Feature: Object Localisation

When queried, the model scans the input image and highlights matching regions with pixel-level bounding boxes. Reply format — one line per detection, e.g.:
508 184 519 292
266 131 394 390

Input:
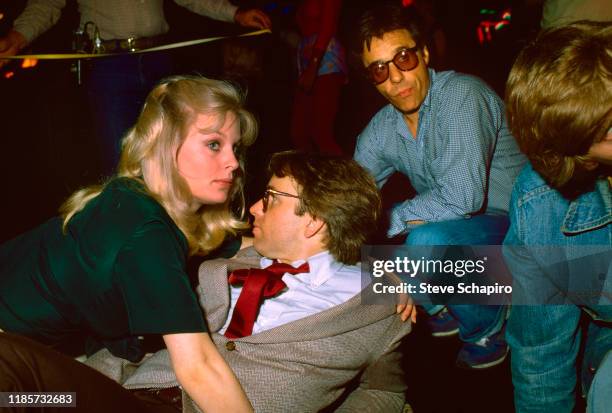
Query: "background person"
0 0 271 175
353 3 526 369
0 75 258 412
503 21 611 413
289 0 346 155
540 0 612 28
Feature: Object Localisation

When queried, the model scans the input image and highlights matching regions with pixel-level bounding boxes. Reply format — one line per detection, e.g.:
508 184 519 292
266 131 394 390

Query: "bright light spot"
21 58 39 69
4 71 15 79
495 21 509 31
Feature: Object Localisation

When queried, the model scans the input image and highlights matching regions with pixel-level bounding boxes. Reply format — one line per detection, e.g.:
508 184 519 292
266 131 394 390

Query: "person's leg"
86 55 142 176
311 73 344 155
405 215 510 342
0 333 167 413
85 53 173 177
290 86 314 152
587 351 612 413
507 306 581 413
406 214 510 245
584 322 612 413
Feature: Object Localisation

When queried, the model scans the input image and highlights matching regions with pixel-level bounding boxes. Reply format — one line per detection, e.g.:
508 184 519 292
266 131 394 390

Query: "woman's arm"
163 332 253 413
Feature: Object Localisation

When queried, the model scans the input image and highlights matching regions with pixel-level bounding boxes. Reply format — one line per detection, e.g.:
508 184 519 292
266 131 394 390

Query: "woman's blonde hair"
60 75 258 255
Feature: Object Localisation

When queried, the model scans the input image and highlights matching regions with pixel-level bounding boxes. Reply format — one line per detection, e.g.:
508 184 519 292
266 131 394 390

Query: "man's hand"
396 294 417 323
0 29 27 68
234 8 271 30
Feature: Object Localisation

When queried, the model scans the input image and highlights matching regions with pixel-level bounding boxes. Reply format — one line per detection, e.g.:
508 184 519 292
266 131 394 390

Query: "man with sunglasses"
353 3 526 369
86 151 414 412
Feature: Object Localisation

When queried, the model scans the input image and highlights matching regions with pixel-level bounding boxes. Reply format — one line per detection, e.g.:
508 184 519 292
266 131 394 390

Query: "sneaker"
456 327 509 369
427 308 460 337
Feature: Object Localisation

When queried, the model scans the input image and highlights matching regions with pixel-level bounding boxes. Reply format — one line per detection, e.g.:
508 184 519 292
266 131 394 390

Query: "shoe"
427 308 460 337
456 327 509 369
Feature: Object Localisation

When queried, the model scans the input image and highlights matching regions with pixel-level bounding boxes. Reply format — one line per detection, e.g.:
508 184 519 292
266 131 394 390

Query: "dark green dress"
0 178 207 361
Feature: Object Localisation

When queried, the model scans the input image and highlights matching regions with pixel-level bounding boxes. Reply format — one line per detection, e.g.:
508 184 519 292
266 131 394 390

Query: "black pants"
0 333 177 413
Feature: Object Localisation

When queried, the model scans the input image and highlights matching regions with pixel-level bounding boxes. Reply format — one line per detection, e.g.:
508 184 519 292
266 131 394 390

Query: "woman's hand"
163 332 253 413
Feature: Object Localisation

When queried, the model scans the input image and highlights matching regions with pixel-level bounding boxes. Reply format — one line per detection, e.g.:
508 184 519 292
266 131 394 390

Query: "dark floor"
402 314 515 413
0 1 553 412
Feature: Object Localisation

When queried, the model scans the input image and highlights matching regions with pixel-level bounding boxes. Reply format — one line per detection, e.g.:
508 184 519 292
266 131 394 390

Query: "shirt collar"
562 179 612 234
260 251 341 288
421 68 436 109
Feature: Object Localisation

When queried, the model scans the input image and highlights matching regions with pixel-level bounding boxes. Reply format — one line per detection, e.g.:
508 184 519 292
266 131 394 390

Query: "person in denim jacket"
503 21 611 413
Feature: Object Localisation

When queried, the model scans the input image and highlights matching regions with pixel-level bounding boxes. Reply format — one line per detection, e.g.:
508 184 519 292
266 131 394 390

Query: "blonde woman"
0 76 257 412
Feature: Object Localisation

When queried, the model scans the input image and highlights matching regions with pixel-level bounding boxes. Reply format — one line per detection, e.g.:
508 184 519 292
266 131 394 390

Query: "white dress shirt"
219 251 362 335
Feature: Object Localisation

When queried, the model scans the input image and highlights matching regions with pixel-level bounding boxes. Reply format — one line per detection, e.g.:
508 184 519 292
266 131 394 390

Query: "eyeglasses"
365 46 420 85
262 188 300 212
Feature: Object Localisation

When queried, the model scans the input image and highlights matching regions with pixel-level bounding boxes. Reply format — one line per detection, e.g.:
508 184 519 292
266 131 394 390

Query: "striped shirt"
355 69 527 237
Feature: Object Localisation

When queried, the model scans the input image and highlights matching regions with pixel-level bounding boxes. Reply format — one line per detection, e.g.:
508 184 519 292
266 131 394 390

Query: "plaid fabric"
354 69 527 237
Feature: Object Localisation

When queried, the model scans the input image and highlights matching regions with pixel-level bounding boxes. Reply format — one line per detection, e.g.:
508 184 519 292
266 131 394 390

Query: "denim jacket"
503 164 611 413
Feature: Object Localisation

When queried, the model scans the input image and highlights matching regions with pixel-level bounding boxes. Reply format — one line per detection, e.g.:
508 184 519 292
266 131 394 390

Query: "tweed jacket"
86 248 412 412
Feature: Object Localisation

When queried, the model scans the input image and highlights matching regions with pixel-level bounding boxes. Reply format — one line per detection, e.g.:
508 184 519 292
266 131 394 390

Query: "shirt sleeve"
114 221 207 336
13 0 66 44
387 81 500 236
173 0 237 23
354 111 397 188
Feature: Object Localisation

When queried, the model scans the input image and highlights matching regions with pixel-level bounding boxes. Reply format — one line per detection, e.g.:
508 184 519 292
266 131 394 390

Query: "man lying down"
86 151 414 413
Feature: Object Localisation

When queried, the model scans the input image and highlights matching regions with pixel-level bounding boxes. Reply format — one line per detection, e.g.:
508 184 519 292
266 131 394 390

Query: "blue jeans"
404 214 509 342
588 346 612 413
85 53 174 176
508 305 612 413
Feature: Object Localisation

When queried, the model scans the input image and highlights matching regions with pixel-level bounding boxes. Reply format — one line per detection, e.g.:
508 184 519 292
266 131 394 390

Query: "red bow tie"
224 261 310 339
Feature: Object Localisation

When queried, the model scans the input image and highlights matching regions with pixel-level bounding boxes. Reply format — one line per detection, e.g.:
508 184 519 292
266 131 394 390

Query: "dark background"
0 1 553 412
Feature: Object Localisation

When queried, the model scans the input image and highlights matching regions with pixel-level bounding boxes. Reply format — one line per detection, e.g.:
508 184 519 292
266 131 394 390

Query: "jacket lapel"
197 254 261 332
198 249 396 344
233 286 396 344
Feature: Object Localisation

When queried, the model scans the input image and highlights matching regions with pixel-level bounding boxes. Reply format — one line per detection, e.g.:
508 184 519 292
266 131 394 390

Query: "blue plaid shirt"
355 69 527 237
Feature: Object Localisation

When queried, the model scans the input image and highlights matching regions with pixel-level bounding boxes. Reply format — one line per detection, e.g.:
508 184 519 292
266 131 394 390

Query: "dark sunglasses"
365 46 420 85
262 188 300 212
